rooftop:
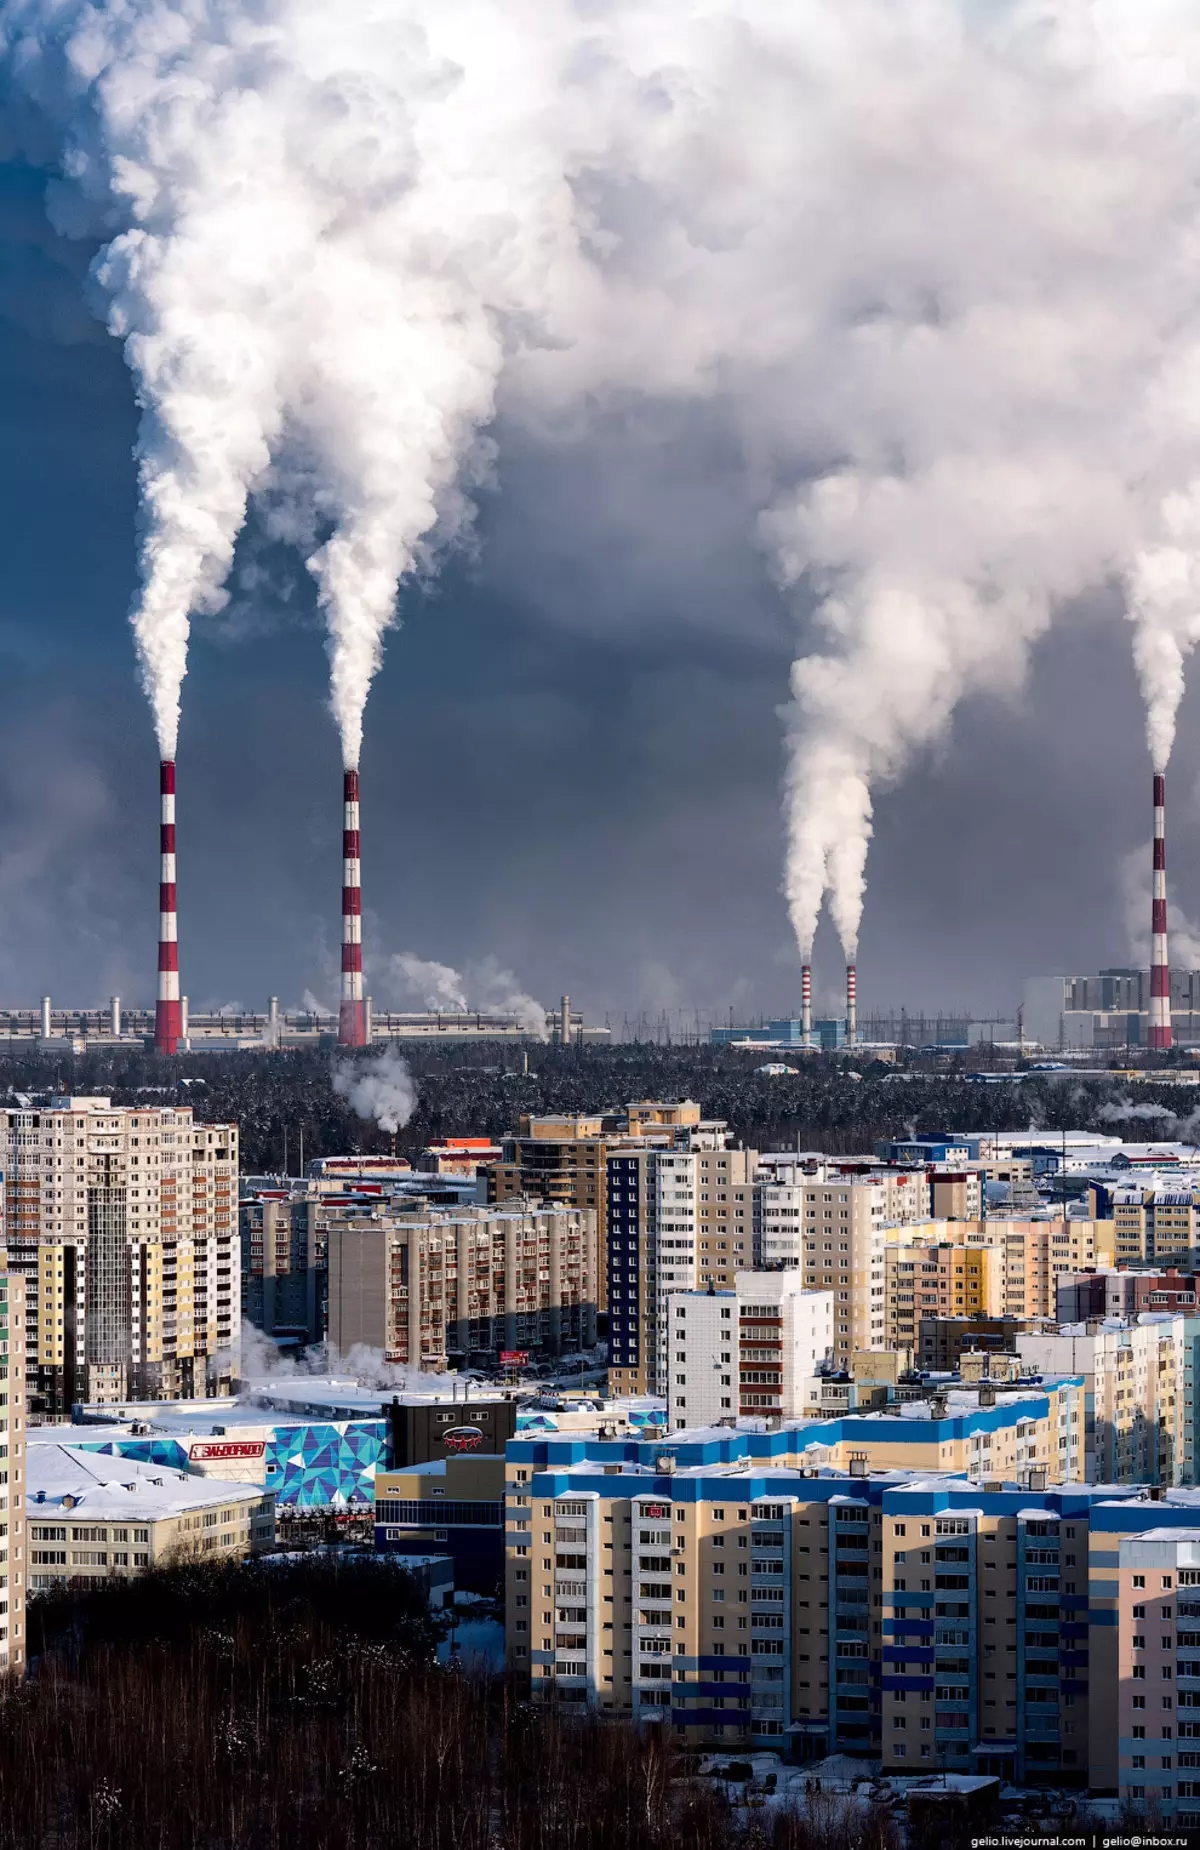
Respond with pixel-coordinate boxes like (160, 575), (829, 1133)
(28, 1444), (265, 1520)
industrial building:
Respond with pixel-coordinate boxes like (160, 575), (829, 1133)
(1, 1096), (238, 1412)
(1023, 968), (1200, 1050)
(0, 995), (602, 1051)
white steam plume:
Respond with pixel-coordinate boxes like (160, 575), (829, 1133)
(511, 2), (1200, 964)
(382, 948), (548, 1038)
(388, 953), (469, 1013)
(332, 1048), (417, 1137)
(4, 0), (594, 768)
(1129, 493), (1200, 774)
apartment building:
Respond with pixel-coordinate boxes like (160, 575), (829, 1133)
(1057, 1268), (1200, 1324)
(326, 1200), (597, 1368)
(665, 1274), (833, 1430)
(917, 1315), (1052, 1373)
(26, 1444), (274, 1590)
(1016, 1316), (1200, 1486)
(884, 1242), (1004, 1352)
(607, 1145), (759, 1397)
(504, 1439), (1200, 1791)
(1115, 1529), (1200, 1823)
(491, 1101), (727, 1316)
(240, 1182), (326, 1347)
(1, 1097), (238, 1411)
(761, 1172), (931, 1369)
(0, 1263), (26, 1673)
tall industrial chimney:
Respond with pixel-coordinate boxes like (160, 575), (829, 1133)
(338, 768), (366, 1047)
(1149, 771), (1173, 1051)
(845, 962), (857, 1048)
(801, 954), (813, 1045)
(154, 760), (182, 1055)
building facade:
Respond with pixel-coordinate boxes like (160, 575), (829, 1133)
(1, 1097), (238, 1412)
(665, 1274), (833, 1430)
(0, 1263), (26, 1673)
(607, 1145), (759, 1396)
(326, 1200), (597, 1368)
(884, 1242), (1004, 1351)
(1016, 1317), (1200, 1486)
(504, 1437), (1200, 1791)
(26, 1445), (274, 1589)
(240, 1183), (326, 1348)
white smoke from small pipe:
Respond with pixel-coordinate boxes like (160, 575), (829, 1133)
(332, 1048), (417, 1137)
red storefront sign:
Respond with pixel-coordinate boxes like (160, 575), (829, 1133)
(188, 1440), (266, 1463)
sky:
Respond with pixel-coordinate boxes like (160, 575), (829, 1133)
(0, 149), (1193, 1032)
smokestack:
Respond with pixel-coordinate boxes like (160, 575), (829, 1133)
(845, 962), (857, 1048)
(801, 957), (813, 1045)
(181, 995), (189, 1038)
(154, 760), (182, 1055)
(560, 994), (571, 1045)
(40, 995), (51, 1041)
(1149, 771), (1173, 1051)
(338, 768), (366, 1047)
(110, 996), (121, 1038)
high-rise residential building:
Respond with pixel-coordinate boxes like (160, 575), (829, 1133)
(504, 1430), (1147, 1777)
(883, 1240), (1004, 1351)
(1115, 1531), (1200, 1824)
(607, 1145), (759, 1396)
(1104, 1184), (1200, 1266)
(0, 1260), (26, 1674)
(240, 1182), (326, 1348)
(1, 1096), (238, 1411)
(761, 1172), (931, 1368)
(666, 1274), (833, 1430)
(1016, 1316), (1200, 1486)
(492, 1100), (728, 1316)
(325, 1199), (597, 1368)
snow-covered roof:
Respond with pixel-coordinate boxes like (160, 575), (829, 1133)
(27, 1444), (264, 1520)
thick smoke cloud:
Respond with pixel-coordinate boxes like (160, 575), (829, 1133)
(10, 0), (1200, 984)
(332, 1047), (416, 1136)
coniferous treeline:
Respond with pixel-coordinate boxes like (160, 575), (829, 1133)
(0, 1556), (906, 1850)
(0, 1039), (1190, 1173)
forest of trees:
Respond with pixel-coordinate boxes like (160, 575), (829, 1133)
(0, 1039), (1195, 1173)
(2, 1556), (910, 1850)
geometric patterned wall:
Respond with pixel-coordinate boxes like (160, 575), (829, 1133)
(264, 1420), (388, 1507)
(71, 1417), (390, 1509)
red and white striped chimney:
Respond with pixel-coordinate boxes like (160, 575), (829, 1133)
(1149, 771), (1173, 1051)
(338, 768), (366, 1047)
(154, 759), (182, 1055)
(801, 955), (813, 1045)
(845, 961), (857, 1048)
